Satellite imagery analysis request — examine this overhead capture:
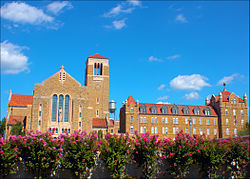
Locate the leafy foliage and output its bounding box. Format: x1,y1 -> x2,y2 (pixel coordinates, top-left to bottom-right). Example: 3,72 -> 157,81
0,118 -> 6,138
162,131 -> 194,178
61,131 -> 99,178
9,131 -> 61,178
0,137 -> 18,176
100,133 -> 132,178
132,131 -> 161,178
10,120 -> 25,136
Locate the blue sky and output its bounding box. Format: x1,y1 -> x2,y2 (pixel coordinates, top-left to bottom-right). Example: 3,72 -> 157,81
1,1 -> 249,120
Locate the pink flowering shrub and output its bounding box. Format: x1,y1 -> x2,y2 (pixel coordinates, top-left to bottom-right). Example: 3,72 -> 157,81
219,137 -> 249,178
192,135 -> 226,178
60,131 -> 99,178
9,131 -> 62,178
162,131 -> 194,178
132,131 -> 161,178
100,133 -> 132,178
0,137 -> 18,177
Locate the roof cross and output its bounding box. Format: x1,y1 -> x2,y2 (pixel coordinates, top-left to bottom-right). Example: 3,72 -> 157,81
60,65 -> 65,70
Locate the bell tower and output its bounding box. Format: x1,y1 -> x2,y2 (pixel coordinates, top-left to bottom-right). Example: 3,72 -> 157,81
85,53 -> 109,120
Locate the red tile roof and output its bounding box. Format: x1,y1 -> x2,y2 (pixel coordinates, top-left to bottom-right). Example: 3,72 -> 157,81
89,54 -> 108,59
127,96 -> 136,106
139,103 -> 218,116
213,91 -> 244,103
8,115 -> 25,125
9,94 -> 33,107
92,118 -> 114,128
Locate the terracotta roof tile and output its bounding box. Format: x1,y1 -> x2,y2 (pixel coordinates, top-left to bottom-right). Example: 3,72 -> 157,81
221,91 -> 244,103
8,115 -> 25,125
92,118 -> 114,128
127,96 -> 136,106
9,94 -> 33,107
89,54 -> 108,59
139,103 -> 218,116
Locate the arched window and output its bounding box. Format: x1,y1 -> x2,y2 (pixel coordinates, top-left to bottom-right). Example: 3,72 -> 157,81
171,105 -> 179,114
52,94 -> 57,122
151,105 -> 158,114
204,107 -> 210,115
193,107 -> 200,115
161,105 -> 168,114
183,106 -> 190,115
140,104 -> 147,113
64,95 -> 69,122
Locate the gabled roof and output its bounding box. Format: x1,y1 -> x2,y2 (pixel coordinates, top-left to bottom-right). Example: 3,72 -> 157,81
139,103 -> 218,116
9,94 -> 33,107
8,115 -> 25,125
92,118 -> 114,128
88,53 -> 108,59
127,96 -> 136,106
213,91 -> 244,103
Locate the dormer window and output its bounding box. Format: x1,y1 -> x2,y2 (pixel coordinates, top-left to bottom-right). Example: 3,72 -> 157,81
140,104 -> 147,113
193,107 -> 200,115
151,105 -> 158,114
172,105 -> 179,114
161,105 -> 168,114
204,107 -> 211,115
182,106 -> 190,115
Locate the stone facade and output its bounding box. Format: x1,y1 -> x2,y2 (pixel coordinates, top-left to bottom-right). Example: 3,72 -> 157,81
120,90 -> 248,139
5,54 -> 114,138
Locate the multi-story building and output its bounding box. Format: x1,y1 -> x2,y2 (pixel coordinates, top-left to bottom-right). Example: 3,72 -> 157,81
5,53 -> 115,138
120,90 -> 248,138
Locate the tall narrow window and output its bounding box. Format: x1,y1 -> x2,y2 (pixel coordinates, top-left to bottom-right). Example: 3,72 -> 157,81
96,110 -> 99,117
226,128 -> 229,135
226,119 -> 229,125
233,109 -> 236,116
166,127 -> 168,134
185,128 -> 188,134
52,94 -> 57,122
144,117 -> 146,123
207,128 -> 210,135
173,127 -> 176,134
214,128 -> 217,135
240,110 -> 243,116
140,117 -> 143,123
64,95 -> 69,122
176,118 -> 178,124
162,127 -> 165,134
140,126 -> 143,133
155,127 -> 157,134
214,119 -> 216,125
144,127 -> 146,133
94,63 -> 97,75
97,97 -> 99,104
234,128 -> 237,135
130,126 -> 134,134
100,63 -> 103,75
130,116 -> 133,122
58,95 -> 64,121
151,127 -> 154,134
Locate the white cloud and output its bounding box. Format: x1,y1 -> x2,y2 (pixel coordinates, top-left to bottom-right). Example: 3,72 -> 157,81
47,1 -> 73,15
1,2 -> 53,24
112,19 -> 126,29
157,96 -> 169,101
127,0 -> 141,6
149,56 -> 162,62
170,74 -> 211,90
1,40 -> 30,74
184,92 -> 200,100
103,4 -> 134,18
175,14 -> 188,23
217,73 -> 239,86
167,54 -> 181,60
157,84 -> 166,90
156,101 -> 170,104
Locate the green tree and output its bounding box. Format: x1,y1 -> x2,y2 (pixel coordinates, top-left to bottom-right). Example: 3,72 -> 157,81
0,117 -> 6,137
97,130 -> 103,139
10,120 -> 25,136
238,122 -> 250,136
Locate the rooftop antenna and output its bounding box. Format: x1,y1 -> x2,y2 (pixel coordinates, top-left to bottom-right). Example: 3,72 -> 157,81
223,82 -> 226,91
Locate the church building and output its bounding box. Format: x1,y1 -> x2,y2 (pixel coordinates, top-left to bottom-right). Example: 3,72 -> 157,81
5,54 -> 115,138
